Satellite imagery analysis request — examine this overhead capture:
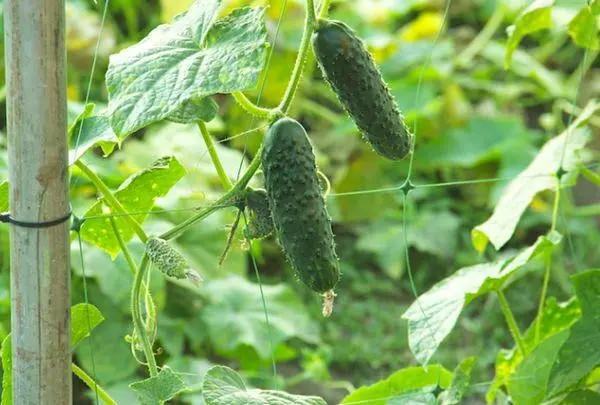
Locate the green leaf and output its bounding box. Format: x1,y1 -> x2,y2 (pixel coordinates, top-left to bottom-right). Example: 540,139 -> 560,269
547,390 -> 600,404
472,100 -> 600,252
403,233 -> 561,365
1,334 -> 11,405
106,0 -> 267,137
508,331 -> 570,405
69,115 -> 119,165
505,0 -> 554,68
167,96 -> 219,124
439,357 -> 476,405
201,276 -> 320,359
568,5 -> 599,49
0,181 -> 8,212
71,303 -> 104,348
202,365 -> 326,405
130,366 -> 188,405
341,365 -> 452,405
389,389 -> 437,405
548,269 -> 600,395
487,297 -> 581,403
80,156 -> 186,258
416,117 -> 530,168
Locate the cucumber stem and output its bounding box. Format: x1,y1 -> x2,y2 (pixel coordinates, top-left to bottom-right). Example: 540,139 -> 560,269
497,291 -> 527,356
198,121 -> 234,190
75,159 -> 148,243
72,363 -> 117,405
232,91 -> 276,118
318,0 -> 332,20
278,0 -> 317,113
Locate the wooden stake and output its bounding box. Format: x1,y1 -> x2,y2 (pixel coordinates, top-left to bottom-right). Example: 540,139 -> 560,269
5,0 -> 71,403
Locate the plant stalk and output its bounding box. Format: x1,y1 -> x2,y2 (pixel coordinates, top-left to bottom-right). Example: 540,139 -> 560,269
232,91 -> 275,118
198,121 -> 233,190
72,363 -> 117,405
75,160 -> 148,243
497,291 -> 527,356
318,0 -> 332,20
278,0 -> 317,113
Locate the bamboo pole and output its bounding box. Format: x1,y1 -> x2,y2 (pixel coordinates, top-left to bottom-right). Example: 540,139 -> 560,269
5,0 -> 71,403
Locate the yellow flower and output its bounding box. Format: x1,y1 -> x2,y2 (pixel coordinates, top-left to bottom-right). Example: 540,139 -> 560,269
401,12 -> 444,42
530,196 -> 550,213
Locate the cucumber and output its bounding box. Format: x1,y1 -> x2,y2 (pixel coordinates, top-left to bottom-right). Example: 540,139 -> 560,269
312,20 -> 412,160
244,188 -> 274,240
262,117 -> 340,300
146,236 -> 202,283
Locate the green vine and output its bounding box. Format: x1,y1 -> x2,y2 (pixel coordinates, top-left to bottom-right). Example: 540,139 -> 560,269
72,363 -> 118,405
497,291 -> 527,356
198,121 -> 234,190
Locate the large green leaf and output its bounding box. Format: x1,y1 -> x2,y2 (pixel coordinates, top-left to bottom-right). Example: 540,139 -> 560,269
472,100 -> 600,252
80,156 -> 186,258
167,96 -> 219,124
106,0 -> 267,137
403,233 -> 561,365
201,276 -> 320,359
202,366 -> 326,405
508,331 -> 570,405
567,4 -> 599,49
548,269 -> 600,395
341,365 -> 452,405
505,0 -> 554,68
1,335 -> 11,405
130,366 -> 188,405
68,104 -> 119,165
487,297 -> 581,403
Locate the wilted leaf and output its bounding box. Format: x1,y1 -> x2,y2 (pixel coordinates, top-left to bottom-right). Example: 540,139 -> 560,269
202,366 -> 326,405
106,0 -> 267,137
568,5 -> 599,49
341,365 -> 452,405
201,276 -> 320,359
403,233 -> 561,365
80,156 -> 186,257
130,366 -> 188,405
439,357 -> 476,405
505,0 -> 554,68
548,269 -> 600,395
472,100 -> 600,252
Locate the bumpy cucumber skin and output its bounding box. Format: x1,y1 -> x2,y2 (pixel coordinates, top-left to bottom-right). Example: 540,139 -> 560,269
313,20 -> 412,160
262,118 -> 340,293
245,188 -> 274,239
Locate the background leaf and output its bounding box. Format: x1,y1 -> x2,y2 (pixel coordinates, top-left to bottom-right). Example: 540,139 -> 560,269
439,357 -> 476,405
505,0 -> 554,67
71,303 -> 104,347
130,366 -> 188,405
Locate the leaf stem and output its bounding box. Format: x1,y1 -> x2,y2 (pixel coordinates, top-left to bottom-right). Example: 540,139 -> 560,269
534,179 -> 561,344
109,216 -> 138,276
130,253 -> 158,377
159,147 -> 263,241
497,290 -> 526,356
72,363 -> 117,405
278,0 -> 317,113
198,121 -> 233,190
75,160 -> 148,243
318,0 -> 332,20
232,91 -> 275,118
455,4 -> 505,67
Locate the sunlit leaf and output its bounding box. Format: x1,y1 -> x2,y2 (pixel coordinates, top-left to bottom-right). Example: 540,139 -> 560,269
106,0 -> 267,137
403,233 -> 561,365
472,100 -> 600,252
439,357 -> 476,405
69,106 -> 119,165
505,0 -> 554,68
80,156 -> 186,258
341,365 -> 452,405
568,5 -> 599,49
71,303 -> 104,348
167,96 -> 219,124
548,269 -> 600,395
202,365 -> 326,405
130,366 -> 188,405
201,276 -> 320,360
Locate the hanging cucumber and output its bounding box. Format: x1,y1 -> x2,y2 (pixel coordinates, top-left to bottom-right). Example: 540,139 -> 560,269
262,117 -> 339,315
312,19 -> 412,160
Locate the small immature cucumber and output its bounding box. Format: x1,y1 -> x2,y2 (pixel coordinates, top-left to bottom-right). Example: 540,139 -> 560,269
262,117 -> 340,298
244,188 -> 275,240
146,236 -> 202,283
312,20 -> 412,160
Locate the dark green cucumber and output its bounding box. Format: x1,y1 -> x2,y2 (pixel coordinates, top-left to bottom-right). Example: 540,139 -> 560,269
244,188 -> 274,239
262,117 -> 340,294
312,20 -> 412,160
